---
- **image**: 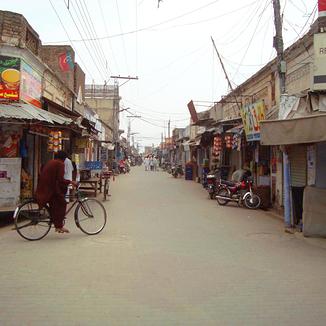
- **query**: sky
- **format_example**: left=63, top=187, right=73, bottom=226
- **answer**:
left=0, top=0, right=318, bottom=149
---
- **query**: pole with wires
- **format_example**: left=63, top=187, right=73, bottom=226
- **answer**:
left=211, top=36, right=241, bottom=114
left=272, top=0, right=291, bottom=229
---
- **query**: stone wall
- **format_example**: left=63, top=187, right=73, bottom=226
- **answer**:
left=0, top=10, right=41, bottom=56
left=40, top=45, right=75, bottom=92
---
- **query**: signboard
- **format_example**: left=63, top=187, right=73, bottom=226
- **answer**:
left=0, top=56, right=20, bottom=101
left=84, top=161, right=103, bottom=170
left=319, top=0, right=326, bottom=17
left=240, top=100, right=266, bottom=141
left=187, top=100, right=198, bottom=123
left=313, top=33, right=326, bottom=91
left=21, top=61, right=42, bottom=108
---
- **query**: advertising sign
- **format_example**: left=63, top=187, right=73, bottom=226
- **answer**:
left=21, top=61, right=42, bottom=108
left=319, top=0, right=326, bottom=17
left=313, top=33, right=326, bottom=91
left=0, top=56, right=20, bottom=101
left=240, top=100, right=266, bottom=141
left=187, top=100, right=198, bottom=123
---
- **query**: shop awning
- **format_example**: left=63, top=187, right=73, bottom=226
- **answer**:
left=225, top=124, right=243, bottom=134
left=260, top=114, right=326, bottom=145
left=0, top=102, right=72, bottom=125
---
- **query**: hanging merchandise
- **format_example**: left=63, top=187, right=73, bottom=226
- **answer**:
left=213, top=136, right=222, bottom=157
left=225, top=134, right=233, bottom=149
left=48, top=130, right=62, bottom=152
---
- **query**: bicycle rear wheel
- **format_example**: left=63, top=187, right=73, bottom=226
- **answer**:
left=75, top=198, right=107, bottom=235
left=14, top=199, right=52, bottom=241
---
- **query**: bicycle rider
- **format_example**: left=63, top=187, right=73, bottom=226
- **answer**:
left=35, top=151, right=77, bottom=234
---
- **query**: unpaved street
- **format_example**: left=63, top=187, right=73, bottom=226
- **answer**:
left=1, top=167, right=326, bottom=325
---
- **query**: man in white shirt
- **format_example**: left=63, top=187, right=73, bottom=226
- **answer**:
left=64, top=156, right=74, bottom=202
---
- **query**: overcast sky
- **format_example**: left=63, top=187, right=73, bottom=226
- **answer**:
left=0, top=0, right=318, bottom=148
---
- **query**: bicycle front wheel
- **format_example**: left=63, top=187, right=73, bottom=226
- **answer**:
left=75, top=198, right=107, bottom=235
left=14, top=199, right=52, bottom=241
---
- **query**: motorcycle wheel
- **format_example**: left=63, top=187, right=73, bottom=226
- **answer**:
left=244, top=193, right=261, bottom=209
left=209, top=192, right=215, bottom=200
left=173, top=172, right=178, bottom=178
left=216, top=188, right=230, bottom=206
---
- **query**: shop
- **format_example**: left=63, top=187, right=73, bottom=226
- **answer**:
left=0, top=102, right=76, bottom=210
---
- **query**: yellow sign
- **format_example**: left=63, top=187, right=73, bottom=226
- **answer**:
left=240, top=100, right=266, bottom=141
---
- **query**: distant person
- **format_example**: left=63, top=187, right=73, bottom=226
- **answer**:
left=149, top=156, right=154, bottom=171
left=153, top=156, right=158, bottom=171
left=144, top=156, right=149, bottom=171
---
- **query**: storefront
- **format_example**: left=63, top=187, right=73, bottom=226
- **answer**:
left=0, top=102, right=75, bottom=210
left=260, top=114, right=326, bottom=234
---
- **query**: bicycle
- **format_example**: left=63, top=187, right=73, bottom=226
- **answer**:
left=13, top=186, right=107, bottom=241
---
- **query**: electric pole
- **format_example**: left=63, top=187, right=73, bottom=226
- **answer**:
left=272, top=0, right=286, bottom=94
left=168, top=119, right=170, bottom=139
left=272, top=0, right=291, bottom=229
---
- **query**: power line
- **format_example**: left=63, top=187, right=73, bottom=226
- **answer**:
left=115, top=0, right=129, bottom=73
left=80, top=0, right=112, bottom=76
left=98, top=0, right=120, bottom=73
left=45, top=0, right=223, bottom=43
left=70, top=0, right=109, bottom=80
left=47, top=0, right=94, bottom=80
left=231, top=0, right=271, bottom=81
left=65, top=0, right=107, bottom=81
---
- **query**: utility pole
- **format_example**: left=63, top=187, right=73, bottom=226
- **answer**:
left=168, top=119, right=170, bottom=139
left=272, top=0, right=286, bottom=94
left=211, top=36, right=241, bottom=114
left=272, top=0, right=291, bottom=229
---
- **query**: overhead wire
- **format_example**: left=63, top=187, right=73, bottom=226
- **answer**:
left=115, top=0, right=130, bottom=73
left=47, top=0, right=94, bottom=80
left=79, top=0, right=112, bottom=77
left=70, top=0, right=109, bottom=80
left=64, top=0, right=107, bottom=81
left=98, top=0, right=120, bottom=73
left=45, top=0, right=223, bottom=43
left=231, top=0, right=271, bottom=81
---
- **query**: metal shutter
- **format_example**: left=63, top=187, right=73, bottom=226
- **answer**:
left=289, top=145, right=307, bottom=187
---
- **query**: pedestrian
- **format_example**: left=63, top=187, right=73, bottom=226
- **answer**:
left=149, top=155, right=154, bottom=171
left=64, top=155, right=74, bottom=203
left=35, top=151, right=76, bottom=234
left=144, top=156, right=149, bottom=171
left=153, top=156, right=158, bottom=171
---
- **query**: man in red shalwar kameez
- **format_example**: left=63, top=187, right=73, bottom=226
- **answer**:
left=35, top=151, right=75, bottom=234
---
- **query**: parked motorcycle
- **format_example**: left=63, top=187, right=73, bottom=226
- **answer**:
left=215, top=170, right=261, bottom=209
left=206, top=169, right=221, bottom=199
left=171, top=164, right=184, bottom=178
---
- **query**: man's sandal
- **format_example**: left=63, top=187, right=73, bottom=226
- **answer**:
left=55, top=227, right=70, bottom=233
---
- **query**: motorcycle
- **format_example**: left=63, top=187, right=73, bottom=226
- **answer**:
left=215, top=175, right=261, bottom=209
left=206, top=169, right=221, bottom=199
left=171, top=164, right=184, bottom=178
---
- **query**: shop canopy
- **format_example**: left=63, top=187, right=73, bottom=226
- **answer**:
left=0, top=102, right=72, bottom=125
left=260, top=114, right=326, bottom=145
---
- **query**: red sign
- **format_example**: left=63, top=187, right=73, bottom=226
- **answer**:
left=319, top=0, right=326, bottom=16
left=187, top=100, right=198, bottom=123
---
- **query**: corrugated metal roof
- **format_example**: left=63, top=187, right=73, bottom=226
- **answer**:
left=0, top=103, right=72, bottom=124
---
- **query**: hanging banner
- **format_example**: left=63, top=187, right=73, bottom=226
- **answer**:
left=21, top=61, right=42, bottom=108
left=240, top=100, right=266, bottom=141
left=319, top=0, right=326, bottom=17
left=0, top=56, right=20, bottom=101
left=58, top=52, right=74, bottom=72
